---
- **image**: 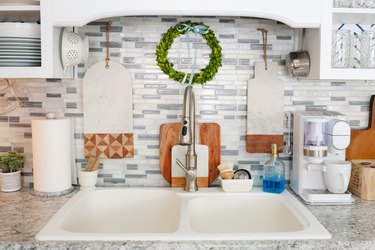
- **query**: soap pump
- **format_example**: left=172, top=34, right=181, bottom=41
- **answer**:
left=263, top=143, right=286, bottom=194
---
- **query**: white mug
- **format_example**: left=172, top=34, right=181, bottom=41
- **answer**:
left=322, top=160, right=351, bottom=193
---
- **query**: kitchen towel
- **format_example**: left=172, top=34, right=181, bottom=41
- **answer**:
left=31, top=117, right=74, bottom=193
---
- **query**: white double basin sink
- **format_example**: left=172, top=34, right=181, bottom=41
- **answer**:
left=36, top=187, right=331, bottom=241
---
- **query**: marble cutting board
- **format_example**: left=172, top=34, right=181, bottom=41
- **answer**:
left=171, top=144, right=209, bottom=187
left=83, top=61, right=134, bottom=158
left=246, top=61, right=284, bottom=153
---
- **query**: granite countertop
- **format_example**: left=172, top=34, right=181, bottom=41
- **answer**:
left=0, top=187, right=375, bottom=250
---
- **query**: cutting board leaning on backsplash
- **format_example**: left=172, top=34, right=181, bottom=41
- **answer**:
left=346, top=95, right=375, bottom=160
left=246, top=61, right=284, bottom=153
left=171, top=144, right=209, bottom=187
left=83, top=61, right=134, bottom=158
left=159, top=123, right=220, bottom=187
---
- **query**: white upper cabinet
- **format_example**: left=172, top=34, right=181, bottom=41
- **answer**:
left=0, top=0, right=45, bottom=78
left=4, top=0, right=375, bottom=80
left=306, top=0, right=375, bottom=80
left=49, top=0, right=322, bottom=28
left=1, top=0, right=323, bottom=78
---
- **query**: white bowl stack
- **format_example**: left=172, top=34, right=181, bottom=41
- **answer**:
left=0, top=22, right=41, bottom=67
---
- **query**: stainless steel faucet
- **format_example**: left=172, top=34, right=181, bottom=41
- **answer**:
left=176, top=85, right=198, bottom=192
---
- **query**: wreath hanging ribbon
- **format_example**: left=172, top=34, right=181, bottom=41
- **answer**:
left=176, top=24, right=209, bottom=34
left=177, top=24, right=209, bottom=85
left=156, top=21, right=222, bottom=86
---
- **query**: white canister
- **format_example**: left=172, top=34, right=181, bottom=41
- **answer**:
left=0, top=171, right=21, bottom=192
left=78, top=169, right=98, bottom=191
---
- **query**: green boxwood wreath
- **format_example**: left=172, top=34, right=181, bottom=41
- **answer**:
left=156, top=20, right=222, bottom=85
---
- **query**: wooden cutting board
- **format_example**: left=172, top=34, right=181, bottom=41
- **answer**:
left=346, top=95, right=375, bottom=160
left=159, top=123, right=220, bottom=185
left=246, top=61, right=284, bottom=153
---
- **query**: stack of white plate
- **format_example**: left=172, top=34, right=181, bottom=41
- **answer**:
left=0, top=22, right=41, bottom=67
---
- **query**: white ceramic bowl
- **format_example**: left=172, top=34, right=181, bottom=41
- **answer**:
left=61, top=28, right=89, bottom=73
left=221, top=177, right=253, bottom=192
left=0, top=22, right=40, bottom=38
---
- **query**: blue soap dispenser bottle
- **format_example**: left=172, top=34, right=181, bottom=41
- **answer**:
left=263, top=143, right=286, bottom=193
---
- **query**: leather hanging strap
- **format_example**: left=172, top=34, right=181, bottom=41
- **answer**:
left=257, top=28, right=268, bottom=70
left=105, top=20, right=113, bottom=68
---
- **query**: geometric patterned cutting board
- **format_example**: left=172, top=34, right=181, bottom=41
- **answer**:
left=83, top=61, right=134, bottom=159
left=84, top=133, right=134, bottom=158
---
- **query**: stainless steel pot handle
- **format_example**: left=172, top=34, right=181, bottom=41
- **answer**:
left=301, top=28, right=306, bottom=51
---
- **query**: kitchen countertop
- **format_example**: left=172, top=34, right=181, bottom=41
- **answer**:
left=0, top=187, right=374, bottom=250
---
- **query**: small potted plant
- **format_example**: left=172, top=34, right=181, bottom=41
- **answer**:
left=0, top=151, right=23, bottom=192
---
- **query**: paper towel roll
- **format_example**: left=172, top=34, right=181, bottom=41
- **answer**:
left=32, top=117, right=73, bottom=193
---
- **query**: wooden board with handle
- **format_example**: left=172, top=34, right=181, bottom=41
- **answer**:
left=83, top=61, right=134, bottom=158
left=246, top=61, right=284, bottom=153
left=346, top=95, right=375, bottom=160
left=159, top=123, right=220, bottom=185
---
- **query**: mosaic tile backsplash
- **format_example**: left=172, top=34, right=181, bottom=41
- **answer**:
left=1, top=16, right=375, bottom=187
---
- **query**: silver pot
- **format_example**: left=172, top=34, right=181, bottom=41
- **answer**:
left=286, top=28, right=310, bottom=78
left=286, top=50, right=310, bottom=77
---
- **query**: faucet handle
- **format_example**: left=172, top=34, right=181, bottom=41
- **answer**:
left=176, top=159, right=197, bottom=181
left=176, top=159, right=187, bottom=173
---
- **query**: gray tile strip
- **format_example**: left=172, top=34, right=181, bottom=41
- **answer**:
left=103, top=178, right=126, bottom=183
left=0, top=116, right=8, bottom=122
left=0, top=147, right=12, bottom=152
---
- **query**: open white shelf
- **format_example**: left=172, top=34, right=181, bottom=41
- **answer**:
left=0, top=0, right=40, bottom=21
left=332, top=7, right=375, bottom=14
left=0, top=1, right=42, bottom=77
left=306, top=0, right=375, bottom=80
left=333, top=10, right=375, bottom=24
left=0, top=5, right=39, bottom=11
left=0, top=0, right=40, bottom=13
left=0, top=0, right=69, bottom=78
